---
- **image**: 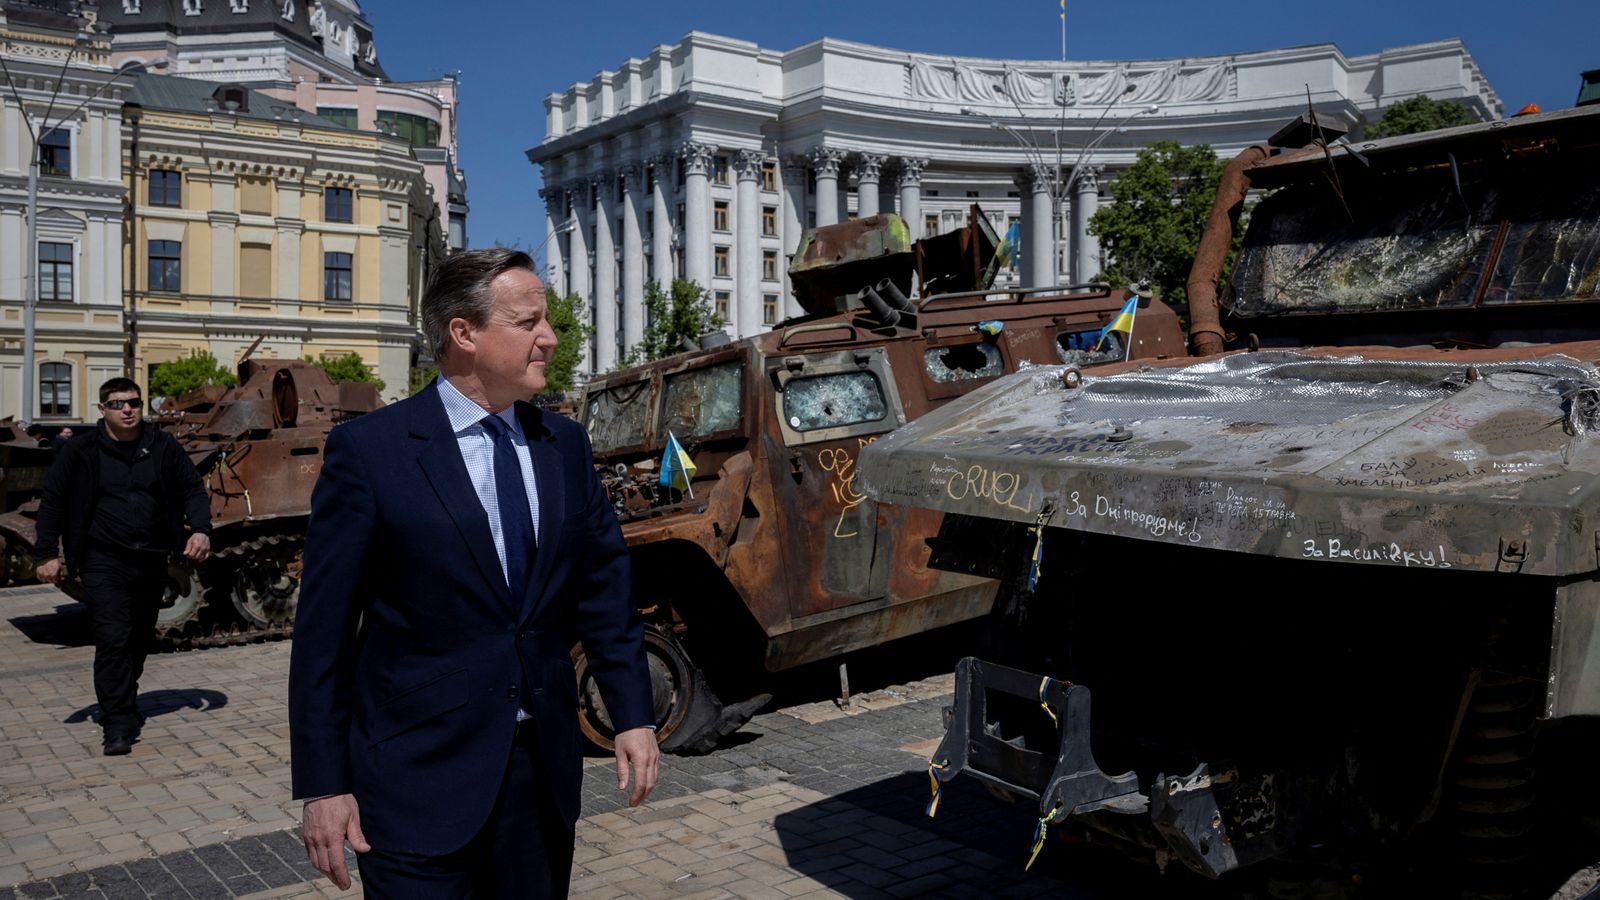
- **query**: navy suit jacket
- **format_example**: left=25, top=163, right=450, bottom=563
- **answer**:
left=288, top=382, right=652, bottom=856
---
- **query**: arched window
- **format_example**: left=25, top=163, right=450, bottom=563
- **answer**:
left=40, top=362, right=71, bottom=417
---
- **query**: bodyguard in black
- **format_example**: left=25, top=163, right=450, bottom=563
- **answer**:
left=33, top=377, right=213, bottom=756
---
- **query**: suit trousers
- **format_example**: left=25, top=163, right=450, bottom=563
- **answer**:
left=356, top=720, right=575, bottom=898
left=77, top=549, right=167, bottom=737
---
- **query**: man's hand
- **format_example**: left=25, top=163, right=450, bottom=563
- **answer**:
left=614, top=727, right=659, bottom=808
left=34, top=558, right=63, bottom=585
left=183, top=533, right=211, bottom=563
left=302, top=794, right=371, bottom=890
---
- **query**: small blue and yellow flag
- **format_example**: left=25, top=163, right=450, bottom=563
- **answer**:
left=1093, top=295, right=1138, bottom=351
left=995, top=222, right=1022, bottom=272
left=659, top=430, right=697, bottom=497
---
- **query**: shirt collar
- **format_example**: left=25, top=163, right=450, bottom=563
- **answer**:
left=435, top=376, right=521, bottom=437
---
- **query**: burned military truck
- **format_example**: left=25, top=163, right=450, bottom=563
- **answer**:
left=576, top=209, right=1185, bottom=752
left=855, top=106, right=1600, bottom=896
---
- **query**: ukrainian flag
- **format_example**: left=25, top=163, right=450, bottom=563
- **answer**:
left=1093, top=295, right=1138, bottom=351
left=995, top=222, right=1021, bottom=271
left=659, top=430, right=697, bottom=496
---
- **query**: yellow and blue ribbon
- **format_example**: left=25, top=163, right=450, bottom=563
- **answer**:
left=1038, top=676, right=1058, bottom=728
left=925, top=759, right=948, bottom=818
left=1025, top=805, right=1062, bottom=870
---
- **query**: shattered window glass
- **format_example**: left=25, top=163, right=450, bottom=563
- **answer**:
left=1483, top=171, right=1600, bottom=304
left=660, top=361, right=742, bottom=441
left=585, top=379, right=652, bottom=453
left=784, top=372, right=886, bottom=432
left=1056, top=329, right=1124, bottom=366
left=924, top=343, right=1003, bottom=383
left=1228, top=177, right=1498, bottom=315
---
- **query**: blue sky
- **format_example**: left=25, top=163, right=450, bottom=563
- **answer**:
left=362, top=0, right=1592, bottom=252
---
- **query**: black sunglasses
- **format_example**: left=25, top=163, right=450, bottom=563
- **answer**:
left=102, top=398, right=144, bottom=411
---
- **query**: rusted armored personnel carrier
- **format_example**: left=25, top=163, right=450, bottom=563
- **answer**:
left=0, top=418, right=59, bottom=584
left=857, top=107, right=1600, bottom=896
left=577, top=208, right=1185, bottom=751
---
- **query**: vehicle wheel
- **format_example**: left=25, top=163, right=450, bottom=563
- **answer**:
left=156, top=560, right=207, bottom=636
left=574, top=624, right=698, bottom=751
left=230, top=540, right=301, bottom=629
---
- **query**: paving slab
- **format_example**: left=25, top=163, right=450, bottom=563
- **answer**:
left=1, top=584, right=1203, bottom=899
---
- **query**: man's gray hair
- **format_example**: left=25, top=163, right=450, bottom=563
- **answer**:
left=420, top=248, right=536, bottom=361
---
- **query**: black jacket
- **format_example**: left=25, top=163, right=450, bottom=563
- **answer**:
left=33, top=423, right=212, bottom=568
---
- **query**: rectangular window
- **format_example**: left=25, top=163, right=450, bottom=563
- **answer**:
left=645, top=210, right=654, bottom=235
left=40, top=128, right=70, bottom=177
left=762, top=250, right=778, bottom=281
left=38, top=242, right=72, bottom=302
left=647, top=167, right=657, bottom=191
left=325, top=186, right=353, bottom=223
left=1008, top=215, right=1021, bottom=229
left=807, top=211, right=815, bottom=229
left=616, top=175, right=625, bottom=204
left=240, top=176, right=273, bottom=215
left=763, top=293, right=778, bottom=326
left=39, top=361, right=71, bottom=417
left=324, top=251, right=353, bottom=301
left=762, top=206, right=777, bottom=237
left=806, top=171, right=815, bottom=195
left=713, top=155, right=729, bottom=186
left=148, top=170, right=181, bottom=207
left=375, top=110, right=440, bottom=148
left=965, top=190, right=979, bottom=198
left=316, top=106, right=359, bottom=129
left=783, top=371, right=887, bottom=432
left=713, top=200, right=729, bottom=232
left=148, top=240, right=181, bottom=292
left=240, top=244, right=271, bottom=297
left=676, top=202, right=685, bottom=229
left=924, top=214, right=940, bottom=236
left=761, top=162, right=777, bottom=192
left=676, top=157, right=686, bottom=186
left=714, top=290, right=730, bottom=321
left=713, top=246, right=730, bottom=278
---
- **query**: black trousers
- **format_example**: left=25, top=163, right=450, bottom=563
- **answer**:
left=356, top=721, right=575, bottom=899
left=77, top=549, right=167, bottom=737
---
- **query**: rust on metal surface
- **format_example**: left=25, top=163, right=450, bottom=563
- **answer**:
left=1187, top=144, right=1268, bottom=356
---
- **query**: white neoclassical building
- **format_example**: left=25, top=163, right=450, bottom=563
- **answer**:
left=528, top=32, right=1502, bottom=373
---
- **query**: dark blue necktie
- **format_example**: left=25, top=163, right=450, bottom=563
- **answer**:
left=481, top=414, right=535, bottom=596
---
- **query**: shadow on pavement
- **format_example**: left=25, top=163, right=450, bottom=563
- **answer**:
left=8, top=600, right=92, bottom=648
left=772, top=771, right=1223, bottom=899
left=64, top=687, right=230, bottom=724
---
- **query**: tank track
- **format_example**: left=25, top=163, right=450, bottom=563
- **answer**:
left=153, top=534, right=303, bottom=651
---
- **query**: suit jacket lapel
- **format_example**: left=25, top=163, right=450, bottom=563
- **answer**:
left=411, top=384, right=514, bottom=613
left=516, top=401, right=564, bottom=624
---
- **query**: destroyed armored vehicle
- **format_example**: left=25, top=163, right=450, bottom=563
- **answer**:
left=856, top=106, right=1600, bottom=897
left=0, top=418, right=62, bottom=584
left=576, top=208, right=1185, bottom=752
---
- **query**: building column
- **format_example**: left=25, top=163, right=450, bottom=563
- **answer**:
left=854, top=154, right=885, bottom=218
left=1020, top=164, right=1056, bottom=289
left=809, top=146, right=845, bottom=227
left=538, top=185, right=565, bottom=297
left=649, top=153, right=673, bottom=286
left=590, top=171, right=618, bottom=372
left=679, top=141, right=716, bottom=289
left=896, top=158, right=928, bottom=240
left=733, top=149, right=764, bottom=338
left=564, top=182, right=592, bottom=374
left=1070, top=165, right=1102, bottom=284
left=780, top=157, right=807, bottom=318
left=619, top=162, right=645, bottom=354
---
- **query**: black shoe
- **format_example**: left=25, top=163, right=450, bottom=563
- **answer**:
left=103, top=734, right=133, bottom=756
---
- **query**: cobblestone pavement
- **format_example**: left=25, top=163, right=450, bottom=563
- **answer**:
left=0, top=584, right=1203, bottom=899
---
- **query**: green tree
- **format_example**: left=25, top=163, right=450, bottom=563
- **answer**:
left=409, top=366, right=438, bottom=396
left=1367, top=96, right=1477, bottom=139
left=1088, top=141, right=1231, bottom=310
left=306, top=352, right=385, bottom=393
left=545, top=290, right=593, bottom=393
left=150, top=349, right=237, bottom=397
left=623, top=280, right=726, bottom=366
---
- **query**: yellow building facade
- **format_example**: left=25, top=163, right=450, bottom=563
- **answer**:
left=125, top=75, right=444, bottom=402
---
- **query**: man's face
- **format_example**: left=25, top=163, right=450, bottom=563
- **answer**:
left=460, top=268, right=558, bottom=406
left=98, top=390, right=143, bottom=433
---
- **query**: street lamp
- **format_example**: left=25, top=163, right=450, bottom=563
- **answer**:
left=532, top=216, right=576, bottom=289
left=0, top=45, right=163, bottom=424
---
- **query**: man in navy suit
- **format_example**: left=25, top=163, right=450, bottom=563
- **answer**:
left=288, top=248, right=658, bottom=897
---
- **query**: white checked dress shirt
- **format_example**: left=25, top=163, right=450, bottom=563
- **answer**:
left=435, top=377, right=542, bottom=580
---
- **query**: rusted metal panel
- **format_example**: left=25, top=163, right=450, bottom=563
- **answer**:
left=1550, top=576, right=1600, bottom=717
